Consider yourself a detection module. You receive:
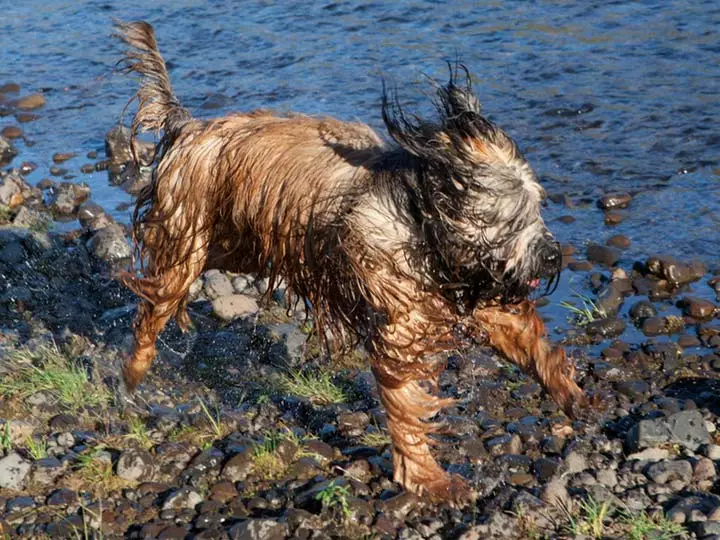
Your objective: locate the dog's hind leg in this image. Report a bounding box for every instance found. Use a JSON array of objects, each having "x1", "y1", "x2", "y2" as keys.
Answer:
[
  {"x1": 122, "y1": 241, "x2": 208, "y2": 391},
  {"x1": 473, "y1": 301, "x2": 587, "y2": 418}
]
